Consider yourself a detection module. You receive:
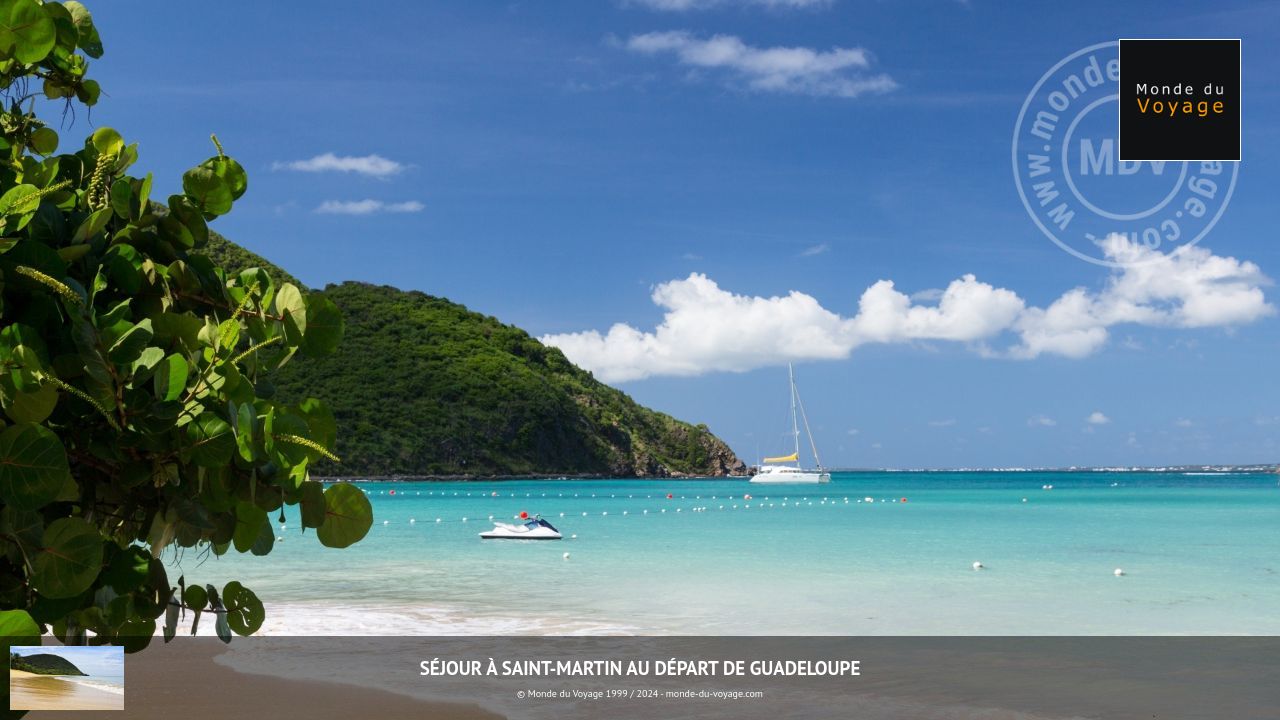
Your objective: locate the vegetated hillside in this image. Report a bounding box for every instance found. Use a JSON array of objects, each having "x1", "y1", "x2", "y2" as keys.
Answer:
[
  {"x1": 201, "y1": 235, "x2": 744, "y2": 477},
  {"x1": 10, "y1": 653, "x2": 87, "y2": 676}
]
